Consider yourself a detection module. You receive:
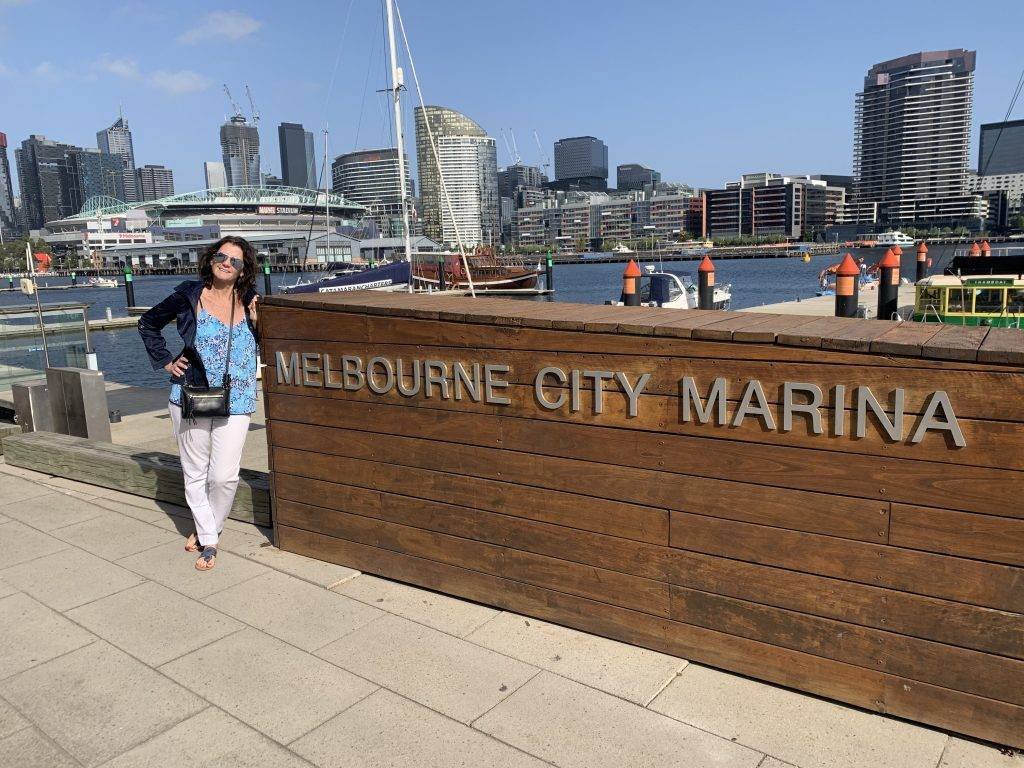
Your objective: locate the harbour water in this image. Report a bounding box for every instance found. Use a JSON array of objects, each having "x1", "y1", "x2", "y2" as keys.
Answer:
[{"x1": 0, "y1": 244, "x2": 963, "y2": 389}]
